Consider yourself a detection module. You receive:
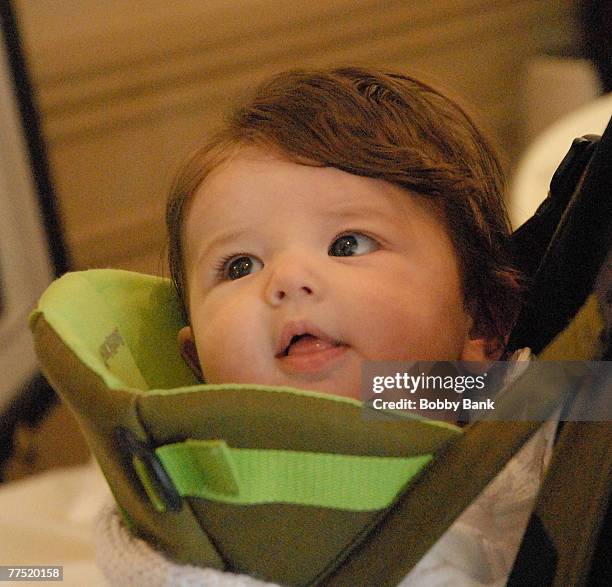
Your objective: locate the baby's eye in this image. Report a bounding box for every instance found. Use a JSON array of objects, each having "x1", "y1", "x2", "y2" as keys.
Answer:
[
  {"x1": 328, "y1": 233, "x2": 378, "y2": 257},
  {"x1": 219, "y1": 255, "x2": 263, "y2": 281}
]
